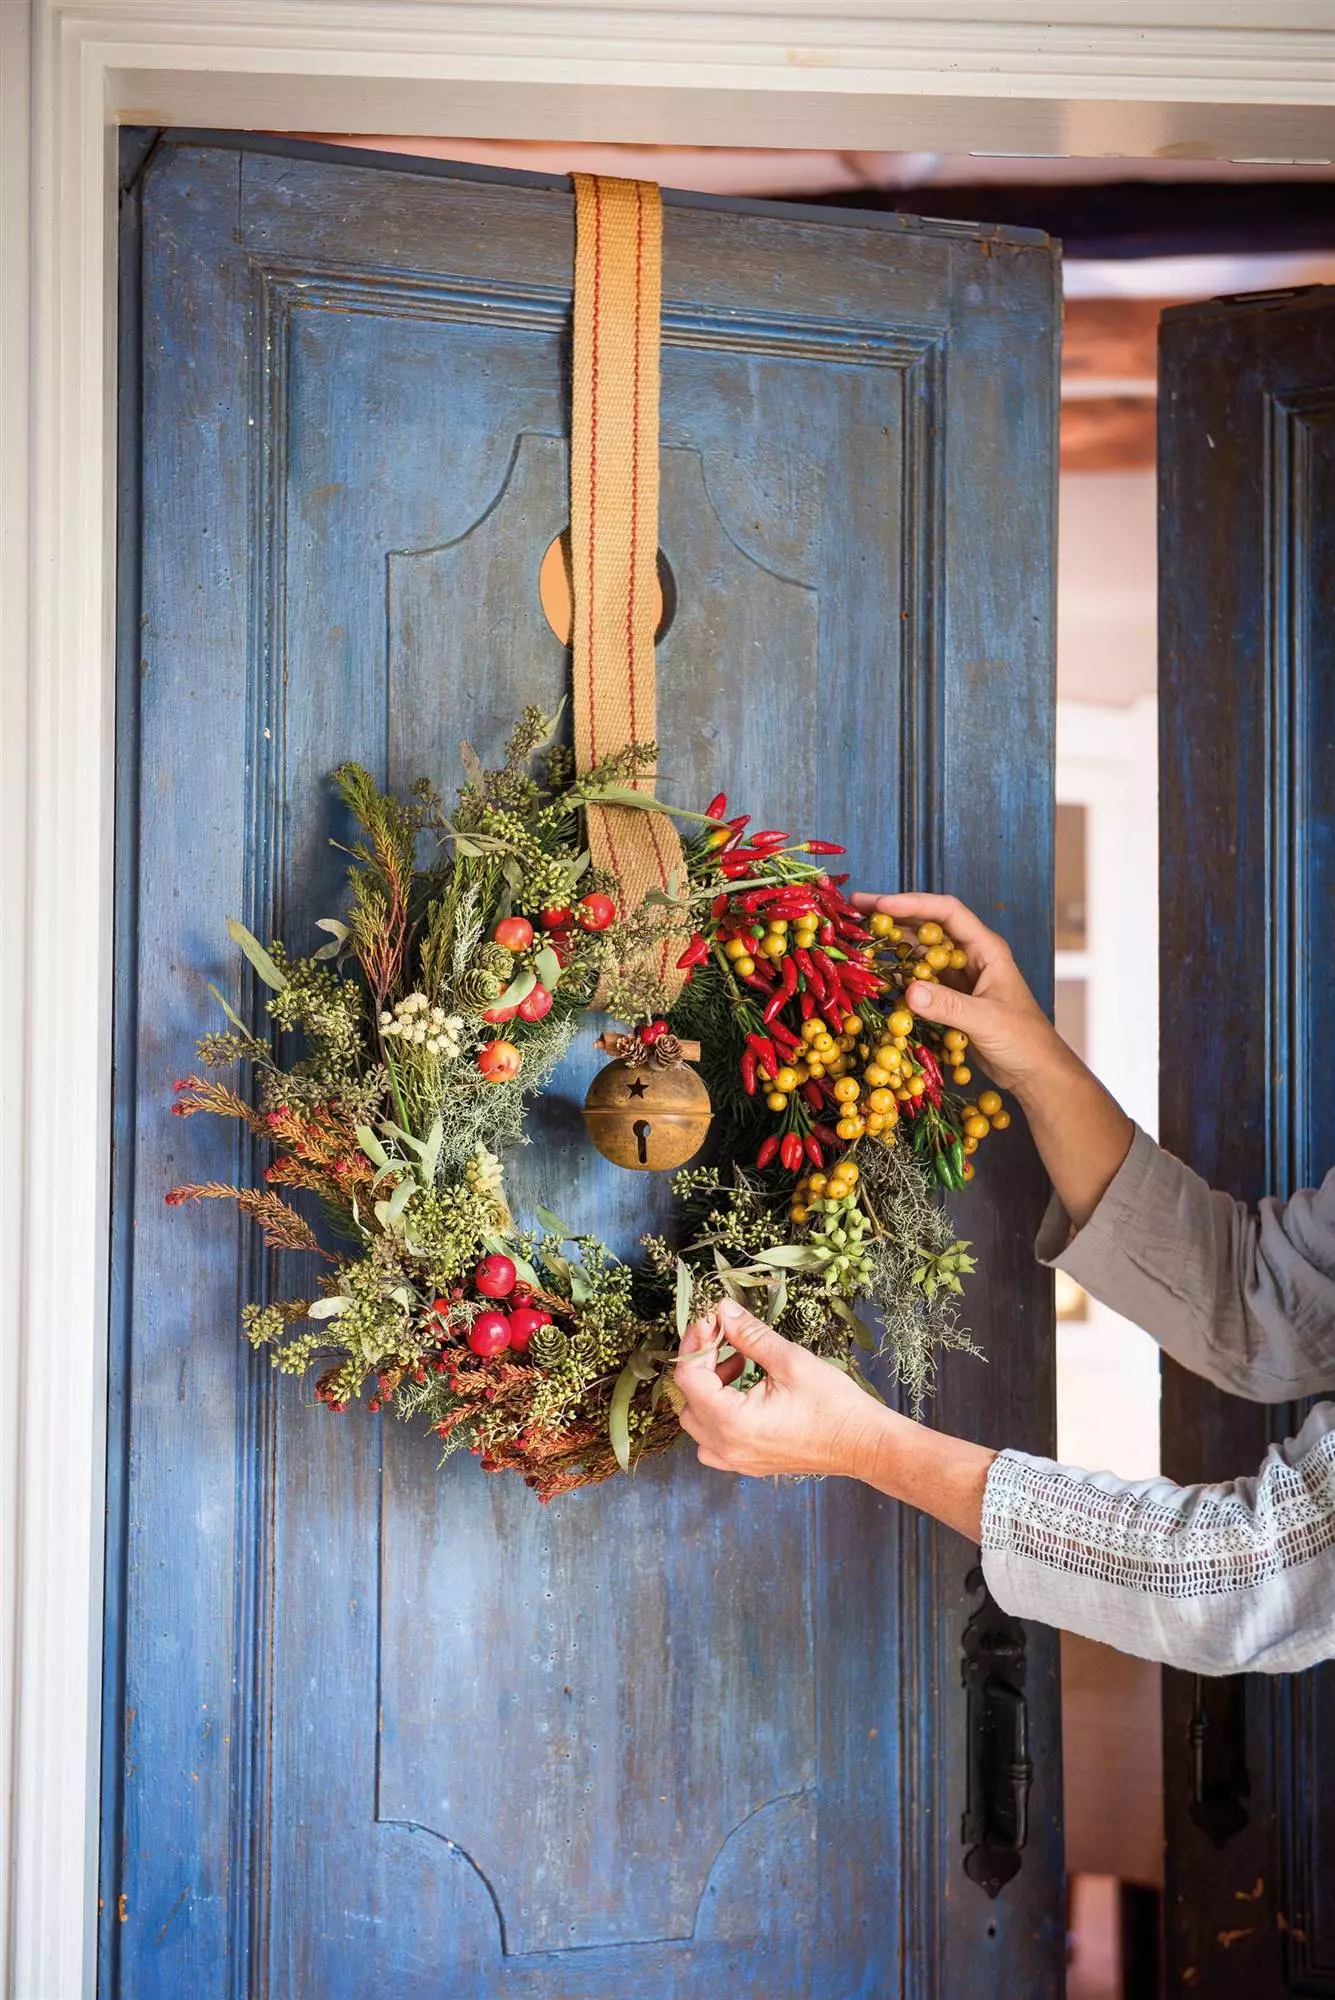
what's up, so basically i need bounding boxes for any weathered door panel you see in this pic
[105,136,1062,1997]
[1159,286,1335,1996]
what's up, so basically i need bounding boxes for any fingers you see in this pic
[903,977,989,1035]
[850,891,1011,971]
[712,1298,794,1378]
[674,1314,727,1407]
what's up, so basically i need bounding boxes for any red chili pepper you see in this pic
[828,872,851,886]
[711,892,730,920]
[726,813,751,838]
[749,830,789,853]
[676,932,710,970]
[802,1081,824,1112]
[915,1043,944,1089]
[741,1050,759,1096]
[741,973,775,998]
[812,1124,841,1148]
[798,990,817,1021]
[801,840,845,855]
[793,947,825,1001]
[835,919,873,943]
[779,955,799,1001]
[818,920,836,946]
[705,793,728,820]
[780,1133,804,1173]
[804,1134,824,1169]
[762,988,788,1025]
[756,1135,781,1170]
[746,1032,781,1076]
[719,855,754,880]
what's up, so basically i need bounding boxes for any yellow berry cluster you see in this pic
[759,1011,860,1110]
[958,1088,1011,1157]
[723,908,822,981]
[868,913,968,983]
[790,1157,859,1227]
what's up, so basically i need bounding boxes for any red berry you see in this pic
[468,1311,512,1358]
[575,891,617,933]
[540,907,573,931]
[507,1306,549,1353]
[493,916,535,952]
[483,1000,519,1023]
[477,1039,521,1081]
[639,1018,669,1044]
[475,1253,517,1299]
[517,982,553,1022]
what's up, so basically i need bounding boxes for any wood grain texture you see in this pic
[105,133,1060,1998]
[1158,284,1335,2000]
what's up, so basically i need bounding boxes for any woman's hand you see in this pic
[674,1298,882,1480]
[850,891,1062,1095]
[853,889,1135,1230]
[675,1298,996,1540]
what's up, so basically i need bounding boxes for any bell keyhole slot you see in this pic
[632,1118,653,1165]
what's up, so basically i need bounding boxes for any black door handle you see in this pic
[961,1564,1033,1897]
[1187,1672,1250,1847]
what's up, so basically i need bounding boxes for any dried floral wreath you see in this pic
[170,707,1008,1500]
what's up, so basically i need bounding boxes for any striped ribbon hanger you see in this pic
[569,173,687,1003]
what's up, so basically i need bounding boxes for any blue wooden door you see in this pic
[105,134,1062,1997]
[1158,286,1335,1997]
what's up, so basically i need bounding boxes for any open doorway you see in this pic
[149,131,1335,1996]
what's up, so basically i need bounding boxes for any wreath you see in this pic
[169,708,1008,1500]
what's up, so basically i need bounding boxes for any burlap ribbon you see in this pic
[570,173,686,1002]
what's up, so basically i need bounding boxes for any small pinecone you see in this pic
[531,1323,569,1368]
[478,941,517,978]
[456,967,502,1014]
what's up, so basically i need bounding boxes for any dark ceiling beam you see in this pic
[806,180,1335,259]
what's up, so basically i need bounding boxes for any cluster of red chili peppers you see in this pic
[669,794,982,1186]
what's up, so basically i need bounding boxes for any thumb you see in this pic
[714,1298,794,1378]
[906,979,988,1037]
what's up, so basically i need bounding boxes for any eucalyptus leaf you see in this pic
[459,740,486,788]
[386,1176,415,1226]
[753,1245,828,1271]
[533,945,562,993]
[568,1265,594,1306]
[312,916,350,962]
[675,1258,694,1341]
[608,1358,640,1473]
[420,1116,444,1186]
[356,1125,390,1169]
[226,917,287,992]
[378,1118,427,1160]
[830,1295,877,1351]
[307,1295,349,1321]
[536,1207,575,1241]
[207,982,251,1033]
[495,965,538,1010]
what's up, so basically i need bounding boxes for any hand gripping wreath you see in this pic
[168,178,1008,1499]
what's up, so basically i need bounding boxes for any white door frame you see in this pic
[4,8,1332,1993]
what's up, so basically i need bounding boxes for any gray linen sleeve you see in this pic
[980,1404,1335,1674]
[1035,1126,1335,1401]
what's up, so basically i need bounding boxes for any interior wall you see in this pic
[1057,473,1157,708]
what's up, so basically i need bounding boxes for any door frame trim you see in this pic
[5,8,1333,1993]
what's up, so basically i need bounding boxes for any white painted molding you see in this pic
[0,4,1313,1992]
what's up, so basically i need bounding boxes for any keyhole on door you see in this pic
[633,1119,652,1165]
